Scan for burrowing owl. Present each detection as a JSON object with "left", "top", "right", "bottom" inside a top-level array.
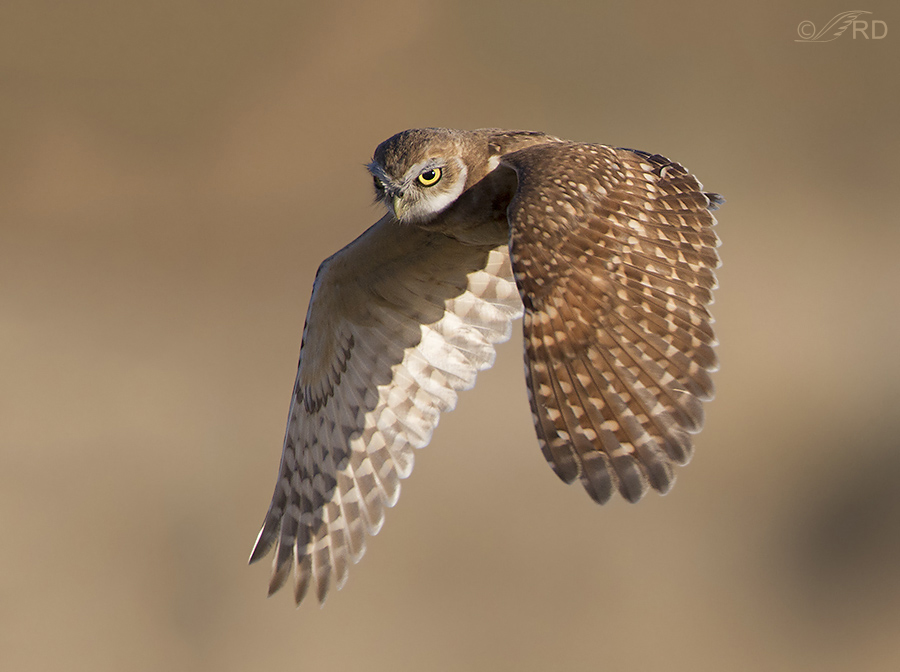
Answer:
[{"left": 250, "top": 128, "right": 722, "bottom": 605}]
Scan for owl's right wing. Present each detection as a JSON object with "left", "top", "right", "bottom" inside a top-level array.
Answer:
[
  {"left": 501, "top": 143, "right": 722, "bottom": 505},
  {"left": 249, "top": 215, "right": 523, "bottom": 604}
]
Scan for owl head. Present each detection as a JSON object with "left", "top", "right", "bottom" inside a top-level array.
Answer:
[{"left": 367, "top": 128, "right": 472, "bottom": 224}]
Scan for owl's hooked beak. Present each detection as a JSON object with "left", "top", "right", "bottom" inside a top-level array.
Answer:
[{"left": 390, "top": 195, "right": 407, "bottom": 221}]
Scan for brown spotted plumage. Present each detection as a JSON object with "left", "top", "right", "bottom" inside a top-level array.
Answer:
[{"left": 250, "top": 128, "right": 722, "bottom": 605}]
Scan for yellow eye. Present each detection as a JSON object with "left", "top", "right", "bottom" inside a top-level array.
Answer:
[{"left": 417, "top": 167, "right": 442, "bottom": 187}]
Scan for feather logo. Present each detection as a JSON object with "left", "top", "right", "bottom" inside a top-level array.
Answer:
[{"left": 794, "top": 11, "right": 887, "bottom": 42}]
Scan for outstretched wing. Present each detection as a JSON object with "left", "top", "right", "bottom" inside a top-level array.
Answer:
[
  {"left": 502, "top": 143, "right": 721, "bottom": 505},
  {"left": 249, "top": 215, "right": 523, "bottom": 604}
]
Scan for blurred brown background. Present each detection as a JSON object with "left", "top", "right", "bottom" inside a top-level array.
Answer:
[{"left": 2, "top": 1, "right": 898, "bottom": 670}]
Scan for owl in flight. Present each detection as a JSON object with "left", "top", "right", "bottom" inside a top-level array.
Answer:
[{"left": 250, "top": 128, "right": 722, "bottom": 605}]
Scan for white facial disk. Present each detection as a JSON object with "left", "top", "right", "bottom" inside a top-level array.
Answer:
[{"left": 371, "top": 156, "right": 468, "bottom": 224}]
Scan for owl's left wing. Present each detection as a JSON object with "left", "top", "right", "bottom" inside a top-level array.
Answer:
[
  {"left": 249, "top": 215, "right": 523, "bottom": 604},
  {"left": 501, "top": 143, "right": 722, "bottom": 505}
]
